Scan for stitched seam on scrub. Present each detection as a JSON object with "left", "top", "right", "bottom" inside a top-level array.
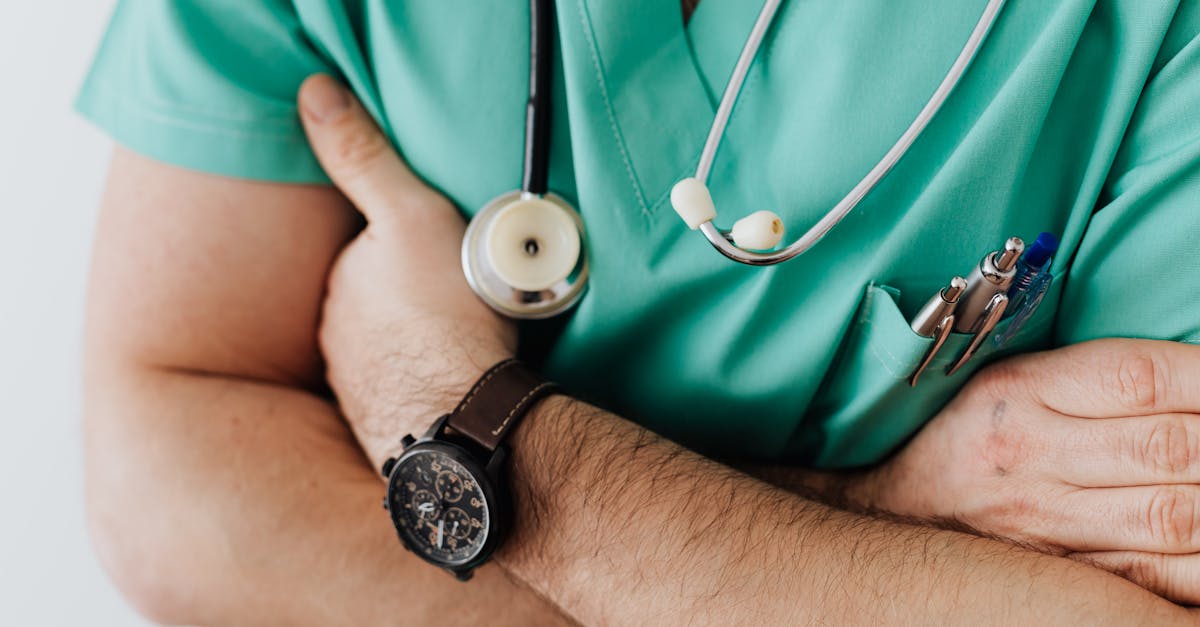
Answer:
[
  {"left": 644, "top": 20, "right": 774, "bottom": 216},
  {"left": 86, "top": 76, "right": 300, "bottom": 125},
  {"left": 576, "top": 0, "right": 650, "bottom": 218},
  {"left": 84, "top": 83, "right": 310, "bottom": 141},
  {"left": 859, "top": 287, "right": 916, "bottom": 379}
]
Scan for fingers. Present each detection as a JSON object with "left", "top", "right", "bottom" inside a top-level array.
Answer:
[
  {"left": 1069, "top": 551, "right": 1200, "bottom": 606},
  {"left": 1040, "top": 485, "right": 1200, "bottom": 555},
  {"left": 297, "top": 74, "right": 450, "bottom": 224},
  {"left": 1044, "top": 413, "right": 1200, "bottom": 486},
  {"left": 1007, "top": 338, "right": 1200, "bottom": 418}
]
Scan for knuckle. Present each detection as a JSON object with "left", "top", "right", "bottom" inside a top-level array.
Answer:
[
  {"left": 1107, "top": 350, "right": 1168, "bottom": 412},
  {"left": 1145, "top": 486, "right": 1199, "bottom": 551},
  {"left": 976, "top": 411, "right": 1031, "bottom": 477},
  {"left": 1138, "top": 419, "right": 1198, "bottom": 475},
  {"left": 332, "top": 124, "right": 391, "bottom": 171}
]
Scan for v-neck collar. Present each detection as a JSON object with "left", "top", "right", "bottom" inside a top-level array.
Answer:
[{"left": 572, "top": 0, "right": 763, "bottom": 224}]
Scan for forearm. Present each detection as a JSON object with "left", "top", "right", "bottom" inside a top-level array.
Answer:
[
  {"left": 497, "top": 396, "right": 1189, "bottom": 625},
  {"left": 84, "top": 364, "right": 570, "bottom": 626}
]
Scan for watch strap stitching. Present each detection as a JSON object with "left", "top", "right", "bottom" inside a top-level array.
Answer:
[
  {"left": 453, "top": 359, "right": 519, "bottom": 419},
  {"left": 491, "top": 381, "right": 557, "bottom": 437}
]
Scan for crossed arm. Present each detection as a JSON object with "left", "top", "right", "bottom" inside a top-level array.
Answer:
[{"left": 83, "top": 80, "right": 1198, "bottom": 625}]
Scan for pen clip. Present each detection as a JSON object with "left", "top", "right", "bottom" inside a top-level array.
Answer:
[
  {"left": 946, "top": 292, "right": 1009, "bottom": 376},
  {"left": 910, "top": 313, "right": 955, "bottom": 387}
]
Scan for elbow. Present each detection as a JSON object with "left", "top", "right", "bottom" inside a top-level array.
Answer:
[
  {"left": 84, "top": 451, "right": 200, "bottom": 626},
  {"left": 82, "top": 368, "right": 203, "bottom": 625}
]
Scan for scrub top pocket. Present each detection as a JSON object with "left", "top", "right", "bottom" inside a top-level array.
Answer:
[{"left": 794, "top": 280, "right": 1060, "bottom": 469}]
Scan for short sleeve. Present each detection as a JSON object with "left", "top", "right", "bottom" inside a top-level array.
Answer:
[
  {"left": 1056, "top": 3, "right": 1200, "bottom": 345},
  {"left": 76, "top": 0, "right": 334, "bottom": 183}
]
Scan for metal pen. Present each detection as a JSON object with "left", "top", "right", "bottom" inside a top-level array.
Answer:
[
  {"left": 909, "top": 276, "right": 967, "bottom": 386},
  {"left": 947, "top": 292, "right": 1008, "bottom": 375},
  {"left": 953, "top": 237, "right": 1024, "bottom": 333}
]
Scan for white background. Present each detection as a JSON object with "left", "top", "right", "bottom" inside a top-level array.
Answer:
[{"left": 0, "top": 1, "right": 150, "bottom": 624}]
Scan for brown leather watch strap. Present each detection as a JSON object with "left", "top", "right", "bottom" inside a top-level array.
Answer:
[{"left": 445, "top": 359, "right": 558, "bottom": 452}]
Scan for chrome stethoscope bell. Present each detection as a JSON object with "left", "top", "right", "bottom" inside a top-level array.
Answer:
[
  {"left": 462, "top": 191, "right": 588, "bottom": 319},
  {"left": 460, "top": 0, "right": 588, "bottom": 319}
]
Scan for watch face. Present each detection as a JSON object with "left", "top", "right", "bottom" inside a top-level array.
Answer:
[{"left": 387, "top": 443, "right": 493, "bottom": 566}]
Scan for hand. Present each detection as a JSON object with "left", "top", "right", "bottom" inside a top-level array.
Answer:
[
  {"left": 297, "top": 75, "right": 516, "bottom": 468},
  {"left": 855, "top": 338, "right": 1200, "bottom": 604}
]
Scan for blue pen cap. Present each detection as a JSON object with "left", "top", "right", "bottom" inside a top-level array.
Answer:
[{"left": 1024, "top": 232, "right": 1059, "bottom": 268}]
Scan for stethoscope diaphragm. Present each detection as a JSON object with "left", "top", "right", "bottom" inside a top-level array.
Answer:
[{"left": 462, "top": 191, "right": 588, "bottom": 319}]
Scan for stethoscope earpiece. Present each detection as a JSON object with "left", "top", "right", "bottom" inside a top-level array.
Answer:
[
  {"left": 670, "top": 177, "right": 785, "bottom": 251},
  {"left": 463, "top": 191, "right": 588, "bottom": 319},
  {"left": 670, "top": 177, "right": 717, "bottom": 229},
  {"left": 671, "top": 0, "right": 1006, "bottom": 266},
  {"left": 730, "top": 211, "right": 785, "bottom": 251}
]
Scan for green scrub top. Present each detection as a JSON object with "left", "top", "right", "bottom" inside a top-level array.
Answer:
[{"left": 78, "top": 0, "right": 1200, "bottom": 468}]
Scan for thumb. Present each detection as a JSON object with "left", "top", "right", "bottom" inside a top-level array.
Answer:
[{"left": 298, "top": 74, "right": 448, "bottom": 224}]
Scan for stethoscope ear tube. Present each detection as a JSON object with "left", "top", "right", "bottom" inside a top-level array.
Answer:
[{"left": 673, "top": 0, "right": 1009, "bottom": 266}]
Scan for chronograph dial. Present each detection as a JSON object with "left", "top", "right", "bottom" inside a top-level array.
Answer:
[
  {"left": 380, "top": 360, "right": 554, "bottom": 582},
  {"left": 384, "top": 437, "right": 507, "bottom": 575},
  {"left": 410, "top": 489, "right": 440, "bottom": 520},
  {"left": 435, "top": 470, "right": 466, "bottom": 503}
]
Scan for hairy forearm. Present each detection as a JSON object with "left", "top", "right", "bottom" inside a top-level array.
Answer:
[
  {"left": 84, "top": 364, "right": 571, "bottom": 626},
  {"left": 496, "top": 396, "right": 1188, "bottom": 625},
  {"left": 740, "top": 463, "right": 877, "bottom": 513}
]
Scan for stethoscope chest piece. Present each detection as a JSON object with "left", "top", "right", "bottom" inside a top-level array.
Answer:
[{"left": 462, "top": 191, "right": 588, "bottom": 319}]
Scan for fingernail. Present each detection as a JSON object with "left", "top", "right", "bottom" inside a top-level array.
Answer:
[{"left": 302, "top": 76, "right": 351, "bottom": 123}]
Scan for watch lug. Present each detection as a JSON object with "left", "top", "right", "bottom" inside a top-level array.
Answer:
[
  {"left": 423, "top": 414, "right": 452, "bottom": 440},
  {"left": 381, "top": 457, "right": 397, "bottom": 478},
  {"left": 452, "top": 568, "right": 474, "bottom": 582},
  {"left": 485, "top": 444, "right": 510, "bottom": 476},
  {"left": 401, "top": 434, "right": 416, "bottom": 449}
]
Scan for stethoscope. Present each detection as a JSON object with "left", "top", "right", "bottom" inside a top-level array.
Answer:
[{"left": 463, "top": 0, "right": 1008, "bottom": 319}]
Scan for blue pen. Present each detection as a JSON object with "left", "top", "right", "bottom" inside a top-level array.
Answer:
[{"left": 994, "top": 232, "right": 1059, "bottom": 347}]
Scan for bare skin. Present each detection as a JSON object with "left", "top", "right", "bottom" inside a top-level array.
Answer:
[
  {"left": 83, "top": 74, "right": 1197, "bottom": 625},
  {"left": 751, "top": 339, "right": 1200, "bottom": 605},
  {"left": 83, "top": 149, "right": 573, "bottom": 626}
]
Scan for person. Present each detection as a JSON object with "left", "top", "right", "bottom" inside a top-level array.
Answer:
[{"left": 79, "top": 1, "right": 1200, "bottom": 624}]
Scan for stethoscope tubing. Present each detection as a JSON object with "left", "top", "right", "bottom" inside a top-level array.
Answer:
[
  {"left": 523, "top": 0, "right": 554, "bottom": 196},
  {"left": 696, "top": 0, "right": 1009, "bottom": 266}
]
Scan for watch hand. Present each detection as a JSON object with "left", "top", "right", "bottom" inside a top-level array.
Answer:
[
  {"left": 452, "top": 520, "right": 459, "bottom": 536},
  {"left": 437, "top": 520, "right": 444, "bottom": 548}
]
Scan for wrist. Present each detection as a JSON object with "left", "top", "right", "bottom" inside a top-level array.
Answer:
[
  {"left": 493, "top": 393, "right": 592, "bottom": 581},
  {"left": 349, "top": 343, "right": 514, "bottom": 469},
  {"left": 378, "top": 359, "right": 559, "bottom": 581},
  {"left": 404, "top": 345, "right": 515, "bottom": 412}
]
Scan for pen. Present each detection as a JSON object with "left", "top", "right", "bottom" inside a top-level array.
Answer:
[
  {"left": 911, "top": 276, "right": 968, "bottom": 337},
  {"left": 1004, "top": 231, "right": 1058, "bottom": 315},
  {"left": 909, "top": 276, "right": 967, "bottom": 387},
  {"left": 993, "top": 232, "right": 1059, "bottom": 347},
  {"left": 953, "top": 237, "right": 1024, "bottom": 333},
  {"left": 947, "top": 292, "right": 1008, "bottom": 376}
]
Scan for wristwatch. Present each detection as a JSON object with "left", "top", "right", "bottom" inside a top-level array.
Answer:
[{"left": 381, "top": 359, "right": 557, "bottom": 581}]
